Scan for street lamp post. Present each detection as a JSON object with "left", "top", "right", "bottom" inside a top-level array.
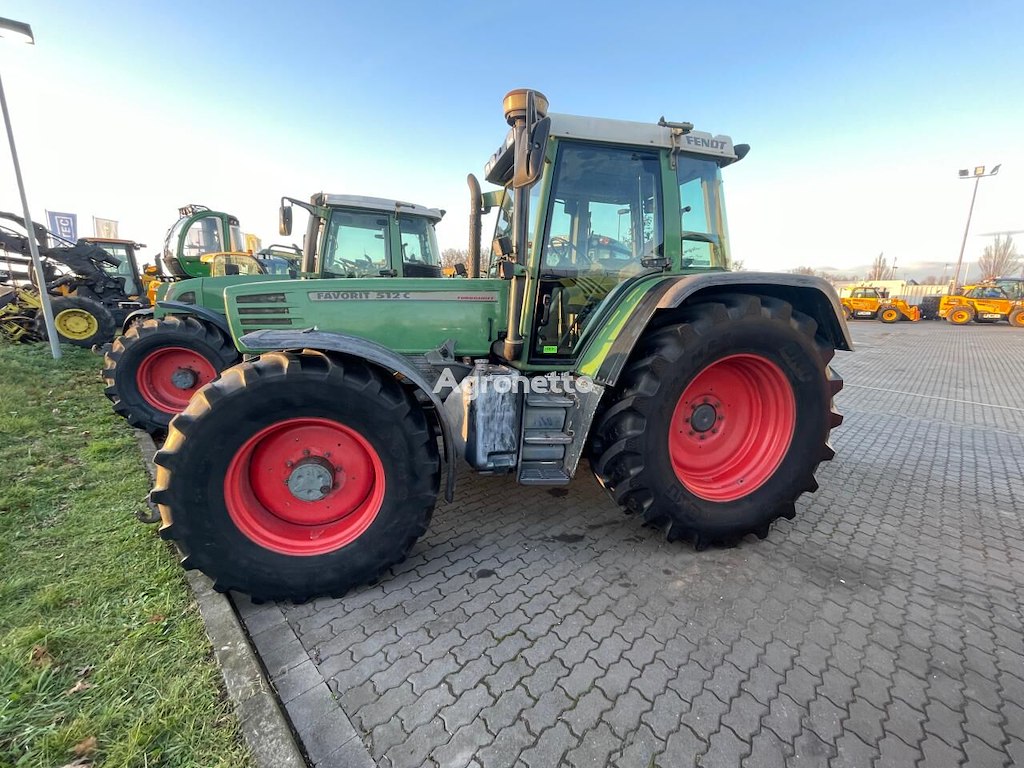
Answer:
[
  {"left": 0, "top": 16, "right": 60, "bottom": 359},
  {"left": 951, "top": 164, "right": 1001, "bottom": 295}
]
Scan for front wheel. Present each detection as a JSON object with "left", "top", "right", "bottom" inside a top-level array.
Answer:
[
  {"left": 151, "top": 351, "right": 440, "bottom": 601},
  {"left": 947, "top": 306, "right": 974, "bottom": 325},
  {"left": 592, "top": 294, "right": 842, "bottom": 547},
  {"left": 102, "top": 316, "right": 239, "bottom": 434},
  {"left": 878, "top": 306, "right": 900, "bottom": 323}
]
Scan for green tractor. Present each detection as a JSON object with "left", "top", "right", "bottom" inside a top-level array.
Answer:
[
  {"left": 151, "top": 90, "right": 851, "bottom": 601},
  {"left": 158, "top": 204, "right": 245, "bottom": 279},
  {"left": 103, "top": 195, "right": 446, "bottom": 434}
]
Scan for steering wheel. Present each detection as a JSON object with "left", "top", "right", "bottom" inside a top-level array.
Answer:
[{"left": 547, "top": 236, "right": 589, "bottom": 267}]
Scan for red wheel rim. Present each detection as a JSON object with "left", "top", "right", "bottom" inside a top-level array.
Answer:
[
  {"left": 668, "top": 354, "right": 796, "bottom": 502},
  {"left": 135, "top": 346, "right": 218, "bottom": 413},
  {"left": 224, "top": 417, "right": 385, "bottom": 555}
]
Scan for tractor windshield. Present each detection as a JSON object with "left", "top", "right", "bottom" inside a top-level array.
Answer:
[
  {"left": 162, "top": 217, "right": 188, "bottom": 273},
  {"left": 677, "top": 155, "right": 731, "bottom": 269}
]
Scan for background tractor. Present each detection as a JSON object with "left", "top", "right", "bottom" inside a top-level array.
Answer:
[
  {"left": 150, "top": 89, "right": 852, "bottom": 602},
  {"left": 0, "top": 214, "right": 150, "bottom": 346},
  {"left": 940, "top": 284, "right": 1024, "bottom": 326},
  {"left": 840, "top": 286, "right": 920, "bottom": 323},
  {"left": 103, "top": 195, "right": 446, "bottom": 434}
]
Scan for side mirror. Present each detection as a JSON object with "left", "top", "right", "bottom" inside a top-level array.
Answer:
[
  {"left": 492, "top": 235, "right": 513, "bottom": 259},
  {"left": 513, "top": 116, "right": 550, "bottom": 189},
  {"left": 454, "top": 263, "right": 467, "bottom": 277},
  {"left": 279, "top": 205, "right": 292, "bottom": 236}
]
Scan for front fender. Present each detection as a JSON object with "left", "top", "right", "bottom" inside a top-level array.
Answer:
[
  {"left": 240, "top": 328, "right": 457, "bottom": 502},
  {"left": 578, "top": 272, "right": 853, "bottom": 387},
  {"left": 155, "top": 301, "right": 231, "bottom": 337},
  {"left": 122, "top": 307, "right": 154, "bottom": 334}
]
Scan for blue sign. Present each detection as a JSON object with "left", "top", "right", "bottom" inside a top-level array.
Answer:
[{"left": 46, "top": 211, "right": 78, "bottom": 243}]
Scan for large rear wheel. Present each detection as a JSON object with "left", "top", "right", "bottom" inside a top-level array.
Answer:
[
  {"left": 151, "top": 351, "right": 440, "bottom": 601},
  {"left": 102, "top": 316, "right": 239, "bottom": 434},
  {"left": 1009, "top": 307, "right": 1024, "bottom": 328},
  {"left": 592, "top": 294, "right": 842, "bottom": 547}
]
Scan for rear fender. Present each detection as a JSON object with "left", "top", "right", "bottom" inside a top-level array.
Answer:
[
  {"left": 582, "top": 272, "right": 852, "bottom": 387},
  {"left": 240, "top": 329, "right": 457, "bottom": 502}
]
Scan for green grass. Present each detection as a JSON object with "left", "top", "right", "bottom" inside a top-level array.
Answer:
[{"left": 0, "top": 344, "right": 250, "bottom": 768}]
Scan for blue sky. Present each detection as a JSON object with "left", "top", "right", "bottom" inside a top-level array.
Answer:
[{"left": 1, "top": 0, "right": 1021, "bottom": 275}]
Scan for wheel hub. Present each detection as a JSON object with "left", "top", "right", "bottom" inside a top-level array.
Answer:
[
  {"left": 690, "top": 402, "right": 718, "bottom": 433},
  {"left": 286, "top": 458, "right": 336, "bottom": 502},
  {"left": 170, "top": 367, "right": 199, "bottom": 390}
]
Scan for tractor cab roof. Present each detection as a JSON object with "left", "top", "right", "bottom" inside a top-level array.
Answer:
[
  {"left": 485, "top": 112, "right": 740, "bottom": 185},
  {"left": 313, "top": 194, "right": 445, "bottom": 222}
]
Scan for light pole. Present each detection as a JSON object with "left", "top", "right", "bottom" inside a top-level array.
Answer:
[
  {"left": 0, "top": 17, "right": 60, "bottom": 358},
  {"left": 951, "top": 164, "right": 1001, "bottom": 295}
]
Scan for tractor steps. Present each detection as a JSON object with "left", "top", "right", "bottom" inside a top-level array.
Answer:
[{"left": 518, "top": 461, "right": 571, "bottom": 485}]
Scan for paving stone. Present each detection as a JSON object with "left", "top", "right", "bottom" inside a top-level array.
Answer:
[
  {"left": 658, "top": 723, "right": 704, "bottom": 768},
  {"left": 519, "top": 722, "right": 578, "bottom": 768},
  {"left": 563, "top": 687, "right": 614, "bottom": 738},
  {"left": 474, "top": 721, "right": 534, "bottom": 768},
  {"left": 522, "top": 687, "right": 574, "bottom": 736},
  {"left": 481, "top": 685, "right": 534, "bottom": 735}
]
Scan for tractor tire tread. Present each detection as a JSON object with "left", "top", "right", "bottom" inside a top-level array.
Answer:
[{"left": 591, "top": 293, "right": 842, "bottom": 548}]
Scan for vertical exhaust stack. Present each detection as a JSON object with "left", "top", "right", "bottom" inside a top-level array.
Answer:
[
  {"left": 467, "top": 174, "right": 482, "bottom": 279},
  {"left": 501, "top": 88, "right": 548, "bottom": 361}
]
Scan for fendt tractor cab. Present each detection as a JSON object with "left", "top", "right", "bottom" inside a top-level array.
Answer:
[
  {"left": 151, "top": 89, "right": 852, "bottom": 602},
  {"left": 841, "top": 286, "right": 920, "bottom": 323},
  {"left": 103, "top": 195, "right": 444, "bottom": 433}
]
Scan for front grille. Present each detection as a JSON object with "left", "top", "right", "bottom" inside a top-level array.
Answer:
[{"left": 236, "top": 292, "right": 287, "bottom": 303}]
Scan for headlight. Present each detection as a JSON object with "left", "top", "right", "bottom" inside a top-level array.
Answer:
[{"left": 176, "top": 291, "right": 196, "bottom": 304}]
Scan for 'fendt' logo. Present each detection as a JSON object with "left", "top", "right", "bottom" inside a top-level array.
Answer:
[{"left": 684, "top": 135, "right": 729, "bottom": 151}]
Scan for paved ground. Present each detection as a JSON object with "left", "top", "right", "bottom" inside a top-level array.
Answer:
[{"left": 236, "top": 320, "right": 1024, "bottom": 768}]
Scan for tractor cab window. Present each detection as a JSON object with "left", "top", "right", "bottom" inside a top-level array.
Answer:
[
  {"left": 487, "top": 183, "right": 541, "bottom": 277},
  {"left": 94, "top": 243, "right": 141, "bottom": 295},
  {"left": 182, "top": 216, "right": 224, "bottom": 260},
  {"left": 969, "top": 286, "right": 1007, "bottom": 299},
  {"left": 398, "top": 216, "right": 442, "bottom": 278},
  {"left": 851, "top": 288, "right": 879, "bottom": 299},
  {"left": 533, "top": 142, "right": 663, "bottom": 358},
  {"left": 229, "top": 224, "right": 244, "bottom": 252},
  {"left": 487, "top": 190, "right": 513, "bottom": 277},
  {"left": 322, "top": 210, "right": 390, "bottom": 278},
  {"left": 677, "top": 156, "right": 730, "bottom": 268}
]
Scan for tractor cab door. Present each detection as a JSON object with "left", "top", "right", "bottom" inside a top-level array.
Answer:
[
  {"left": 529, "top": 142, "right": 663, "bottom": 361},
  {"left": 396, "top": 214, "right": 442, "bottom": 278},
  {"left": 317, "top": 208, "right": 392, "bottom": 278},
  {"left": 174, "top": 212, "right": 235, "bottom": 277}
]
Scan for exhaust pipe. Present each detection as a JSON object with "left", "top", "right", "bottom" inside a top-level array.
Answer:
[{"left": 467, "top": 174, "right": 482, "bottom": 279}]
